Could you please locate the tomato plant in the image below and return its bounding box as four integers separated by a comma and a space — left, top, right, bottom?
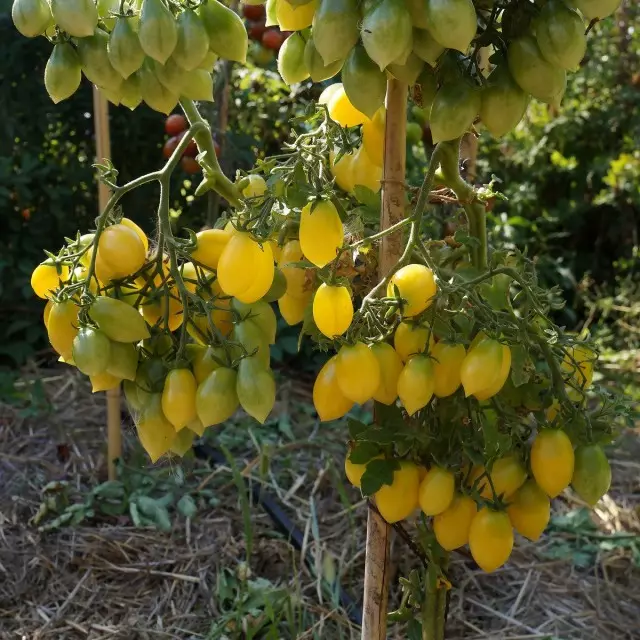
13, 0, 631, 637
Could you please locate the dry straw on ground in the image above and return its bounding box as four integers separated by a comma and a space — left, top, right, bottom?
0, 366, 639, 639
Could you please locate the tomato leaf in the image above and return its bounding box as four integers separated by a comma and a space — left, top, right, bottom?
348, 418, 368, 440
177, 494, 198, 519
348, 441, 380, 464
510, 343, 533, 387
360, 458, 400, 496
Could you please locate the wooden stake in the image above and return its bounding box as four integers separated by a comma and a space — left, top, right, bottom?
92, 86, 121, 481
361, 78, 408, 640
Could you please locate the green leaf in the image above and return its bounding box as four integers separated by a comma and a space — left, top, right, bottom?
177, 494, 198, 519
348, 441, 380, 464
360, 458, 400, 496
510, 343, 533, 387
348, 418, 368, 439
154, 505, 172, 532
353, 185, 380, 210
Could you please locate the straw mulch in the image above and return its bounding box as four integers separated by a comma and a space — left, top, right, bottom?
1, 366, 639, 639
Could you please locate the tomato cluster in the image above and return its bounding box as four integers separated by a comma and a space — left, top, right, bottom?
161, 113, 221, 175
242, 1, 290, 65
12, 0, 248, 113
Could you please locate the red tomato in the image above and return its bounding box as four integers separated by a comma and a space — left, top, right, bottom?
262, 28, 285, 50
242, 4, 265, 20
181, 156, 201, 174
163, 134, 183, 159
247, 21, 267, 41
184, 136, 198, 158
165, 114, 187, 136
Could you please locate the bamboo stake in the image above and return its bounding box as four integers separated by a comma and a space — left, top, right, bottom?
92, 86, 121, 481
361, 78, 408, 640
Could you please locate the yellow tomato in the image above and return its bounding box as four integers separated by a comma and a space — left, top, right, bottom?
267, 238, 282, 263
90, 371, 122, 392
374, 461, 420, 524
393, 321, 435, 363
188, 305, 234, 344
350, 145, 382, 194
31, 262, 69, 299
562, 343, 595, 398
418, 466, 455, 516
136, 393, 176, 463
335, 342, 381, 404
191, 228, 232, 271
299, 200, 343, 268
345, 454, 366, 488
474, 344, 512, 401
530, 429, 575, 498
370, 342, 403, 405
329, 149, 355, 193
469, 508, 514, 572
471, 455, 527, 500
43, 299, 53, 329
217, 233, 274, 303
318, 83, 342, 105
432, 342, 466, 397
97, 223, 146, 279
47, 300, 80, 361
192, 345, 225, 384
180, 261, 215, 294
161, 368, 198, 431
506, 480, 550, 541
313, 355, 354, 421
387, 264, 437, 318
279, 239, 308, 299
460, 337, 511, 400
120, 217, 149, 253
327, 83, 367, 127
434, 494, 477, 550
361, 107, 385, 168
313, 283, 353, 338
398, 355, 435, 416
276, 0, 318, 30
278, 291, 311, 325
242, 174, 267, 199
142, 287, 184, 332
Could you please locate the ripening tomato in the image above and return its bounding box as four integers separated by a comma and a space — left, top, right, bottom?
432, 342, 466, 397
236, 357, 276, 424
469, 508, 514, 572
561, 343, 595, 399
242, 174, 267, 199
279, 239, 308, 299
89, 296, 150, 343
136, 393, 176, 462
434, 494, 477, 551
162, 368, 198, 431
335, 342, 381, 404
188, 306, 233, 344
106, 341, 138, 381
196, 367, 239, 427
418, 466, 455, 516
217, 233, 274, 303
72, 327, 111, 376
141, 287, 184, 332
313, 355, 354, 421
571, 444, 611, 506
181, 156, 201, 174
370, 342, 403, 405
232, 298, 277, 344
299, 200, 343, 268
90, 371, 122, 393
471, 455, 527, 500
233, 319, 271, 368
393, 321, 434, 363
278, 291, 310, 325
387, 264, 437, 317
506, 480, 550, 541
47, 299, 80, 361
530, 429, 575, 498
97, 223, 146, 280
460, 337, 511, 400
191, 345, 225, 384
170, 428, 195, 456
31, 262, 69, 299
397, 355, 435, 416
327, 83, 368, 127
165, 113, 187, 136
374, 461, 420, 524
262, 28, 285, 50
313, 283, 353, 338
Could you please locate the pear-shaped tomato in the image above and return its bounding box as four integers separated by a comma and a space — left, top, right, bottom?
350, 146, 383, 194
299, 200, 343, 268
108, 17, 145, 79
434, 494, 477, 550
76, 28, 123, 93
277, 31, 309, 85
361, 0, 413, 72
327, 83, 368, 127
50, 0, 97, 37
398, 355, 435, 416
370, 342, 403, 405
278, 292, 310, 326
196, 367, 239, 427
412, 28, 445, 67
31, 262, 70, 299
424, 0, 477, 53
571, 444, 611, 506
162, 369, 198, 431
387, 264, 437, 317
535, 0, 586, 71
479, 64, 529, 138
393, 321, 434, 363
303, 35, 344, 83
313, 283, 353, 338
311, 0, 359, 65
531, 429, 575, 498
89, 297, 150, 343
460, 337, 510, 400
275, 0, 318, 30
198, 0, 248, 63
432, 342, 466, 397
471, 455, 527, 500
418, 467, 455, 515
313, 355, 354, 421
387, 53, 425, 86
44, 43, 82, 104
335, 342, 381, 404
173, 9, 210, 70
507, 480, 550, 541
47, 300, 80, 361
12, 0, 52, 37
329, 149, 356, 192
342, 44, 387, 119
571, 0, 620, 20
136, 393, 176, 463
430, 81, 481, 143
237, 357, 276, 424
469, 508, 513, 572
374, 461, 420, 523
361, 107, 385, 168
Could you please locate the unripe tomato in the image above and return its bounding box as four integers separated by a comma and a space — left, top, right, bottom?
393, 321, 434, 363
434, 494, 477, 551
218, 233, 275, 303
170, 428, 195, 457
418, 466, 455, 516
469, 508, 514, 573
97, 223, 146, 280
313, 355, 354, 421
460, 337, 510, 400
242, 174, 268, 199
432, 342, 466, 397
572, 0, 620, 20
31, 262, 69, 299
136, 393, 176, 462
471, 455, 527, 500
299, 200, 344, 268
374, 461, 420, 524
233, 319, 271, 368
47, 300, 80, 361
571, 444, 611, 506
192, 345, 225, 384
106, 341, 138, 381
278, 291, 310, 325
72, 327, 111, 376
370, 342, 403, 405
406, 121, 423, 145
165, 113, 187, 136
279, 239, 308, 299
387, 264, 437, 318
506, 480, 550, 541
263, 268, 288, 302
90, 371, 121, 393
530, 429, 575, 498
162, 369, 198, 431
237, 357, 276, 424
89, 296, 150, 343
313, 283, 353, 338
327, 83, 367, 127
335, 342, 381, 404
397, 355, 435, 416
196, 367, 239, 427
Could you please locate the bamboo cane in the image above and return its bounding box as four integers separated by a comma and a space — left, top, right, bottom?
92, 87, 121, 481
361, 78, 408, 640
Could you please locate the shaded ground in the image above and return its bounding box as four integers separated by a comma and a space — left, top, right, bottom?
0, 366, 639, 639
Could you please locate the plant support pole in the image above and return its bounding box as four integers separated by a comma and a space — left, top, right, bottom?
92, 86, 121, 481
361, 78, 408, 640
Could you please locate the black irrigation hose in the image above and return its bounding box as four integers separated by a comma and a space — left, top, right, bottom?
193, 442, 364, 627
